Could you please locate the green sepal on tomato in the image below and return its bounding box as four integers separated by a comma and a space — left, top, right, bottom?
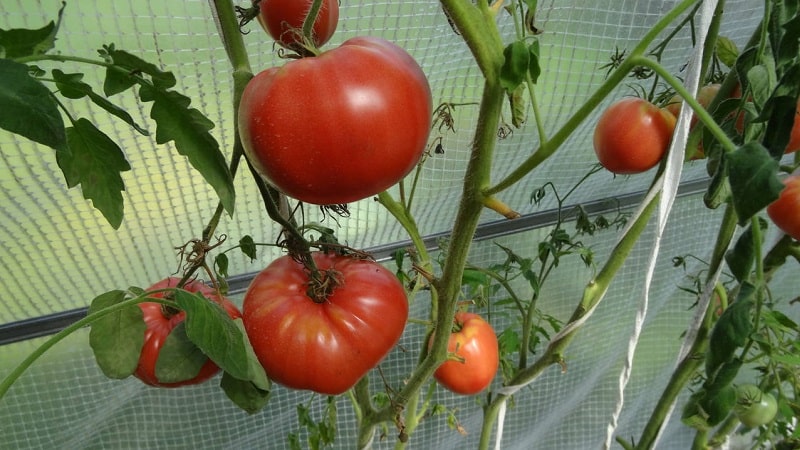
430, 312, 499, 395
135, 277, 242, 388
238, 36, 432, 205
242, 252, 409, 395
593, 97, 676, 174
257, 0, 339, 51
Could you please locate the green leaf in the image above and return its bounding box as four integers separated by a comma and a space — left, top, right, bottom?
138, 84, 235, 215
528, 40, 541, 84
724, 218, 766, 282
0, 59, 66, 151
500, 41, 530, 92
154, 322, 208, 383
58, 118, 131, 229
52, 69, 149, 136
88, 290, 145, 379
174, 291, 269, 390
508, 84, 527, 128
726, 142, 783, 225
715, 36, 739, 68
215, 253, 230, 278
99, 44, 176, 96
220, 371, 271, 414
762, 71, 800, 157
706, 295, 753, 375
239, 235, 257, 260
0, 3, 63, 58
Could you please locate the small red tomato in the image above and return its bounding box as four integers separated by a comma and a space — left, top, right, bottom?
238, 36, 432, 205
135, 277, 241, 388
242, 252, 409, 395
593, 98, 676, 174
257, 0, 339, 50
767, 174, 800, 240
431, 312, 499, 395
783, 99, 800, 154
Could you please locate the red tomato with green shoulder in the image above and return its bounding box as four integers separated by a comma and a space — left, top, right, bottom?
238, 36, 432, 205
767, 174, 800, 240
593, 97, 676, 174
430, 312, 499, 395
257, 0, 338, 50
242, 252, 409, 395
135, 277, 242, 388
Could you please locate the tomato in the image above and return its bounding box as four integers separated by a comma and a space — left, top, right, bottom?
734, 384, 778, 428
238, 36, 432, 205
135, 277, 242, 388
242, 252, 409, 395
767, 174, 800, 240
257, 0, 338, 50
430, 312, 499, 395
664, 84, 720, 128
593, 97, 676, 174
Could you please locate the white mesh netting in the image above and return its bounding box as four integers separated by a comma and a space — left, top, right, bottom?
1, 1, 796, 449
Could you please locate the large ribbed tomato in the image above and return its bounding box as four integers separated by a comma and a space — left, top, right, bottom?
135, 277, 241, 387
257, 0, 338, 50
238, 36, 432, 205
242, 252, 409, 395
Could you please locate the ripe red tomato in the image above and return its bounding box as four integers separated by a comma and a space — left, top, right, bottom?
238, 36, 432, 205
431, 312, 499, 395
257, 0, 338, 50
593, 97, 676, 174
242, 252, 409, 395
767, 174, 800, 240
135, 277, 242, 387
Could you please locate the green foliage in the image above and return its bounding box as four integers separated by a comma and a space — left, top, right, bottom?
289, 396, 337, 450
88, 290, 145, 379
154, 322, 208, 383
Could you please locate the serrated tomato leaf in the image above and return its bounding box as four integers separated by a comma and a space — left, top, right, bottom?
88, 290, 145, 379
0, 59, 66, 152
174, 291, 268, 390
98, 44, 176, 96
154, 322, 207, 384
724, 218, 766, 282
58, 118, 130, 229
726, 142, 783, 225
706, 295, 753, 375
239, 235, 257, 260
52, 69, 149, 136
138, 85, 235, 215
0, 3, 62, 58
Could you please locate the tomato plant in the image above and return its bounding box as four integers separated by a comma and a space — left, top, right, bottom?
734, 384, 778, 428
242, 252, 409, 395
593, 97, 677, 174
238, 36, 432, 205
431, 312, 499, 395
257, 0, 339, 50
767, 174, 800, 240
135, 277, 242, 387
784, 99, 800, 154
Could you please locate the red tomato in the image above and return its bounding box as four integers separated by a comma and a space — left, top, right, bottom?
431, 312, 499, 395
135, 277, 242, 388
767, 174, 800, 240
242, 252, 409, 395
593, 98, 676, 174
257, 0, 338, 50
238, 36, 432, 205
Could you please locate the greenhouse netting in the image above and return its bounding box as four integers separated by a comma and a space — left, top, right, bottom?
1, 0, 798, 449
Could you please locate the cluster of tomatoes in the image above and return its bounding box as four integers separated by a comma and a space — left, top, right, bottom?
132, 0, 500, 398
593, 84, 800, 241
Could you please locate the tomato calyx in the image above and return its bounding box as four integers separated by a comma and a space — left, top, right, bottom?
305, 267, 343, 303
234, 1, 263, 33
